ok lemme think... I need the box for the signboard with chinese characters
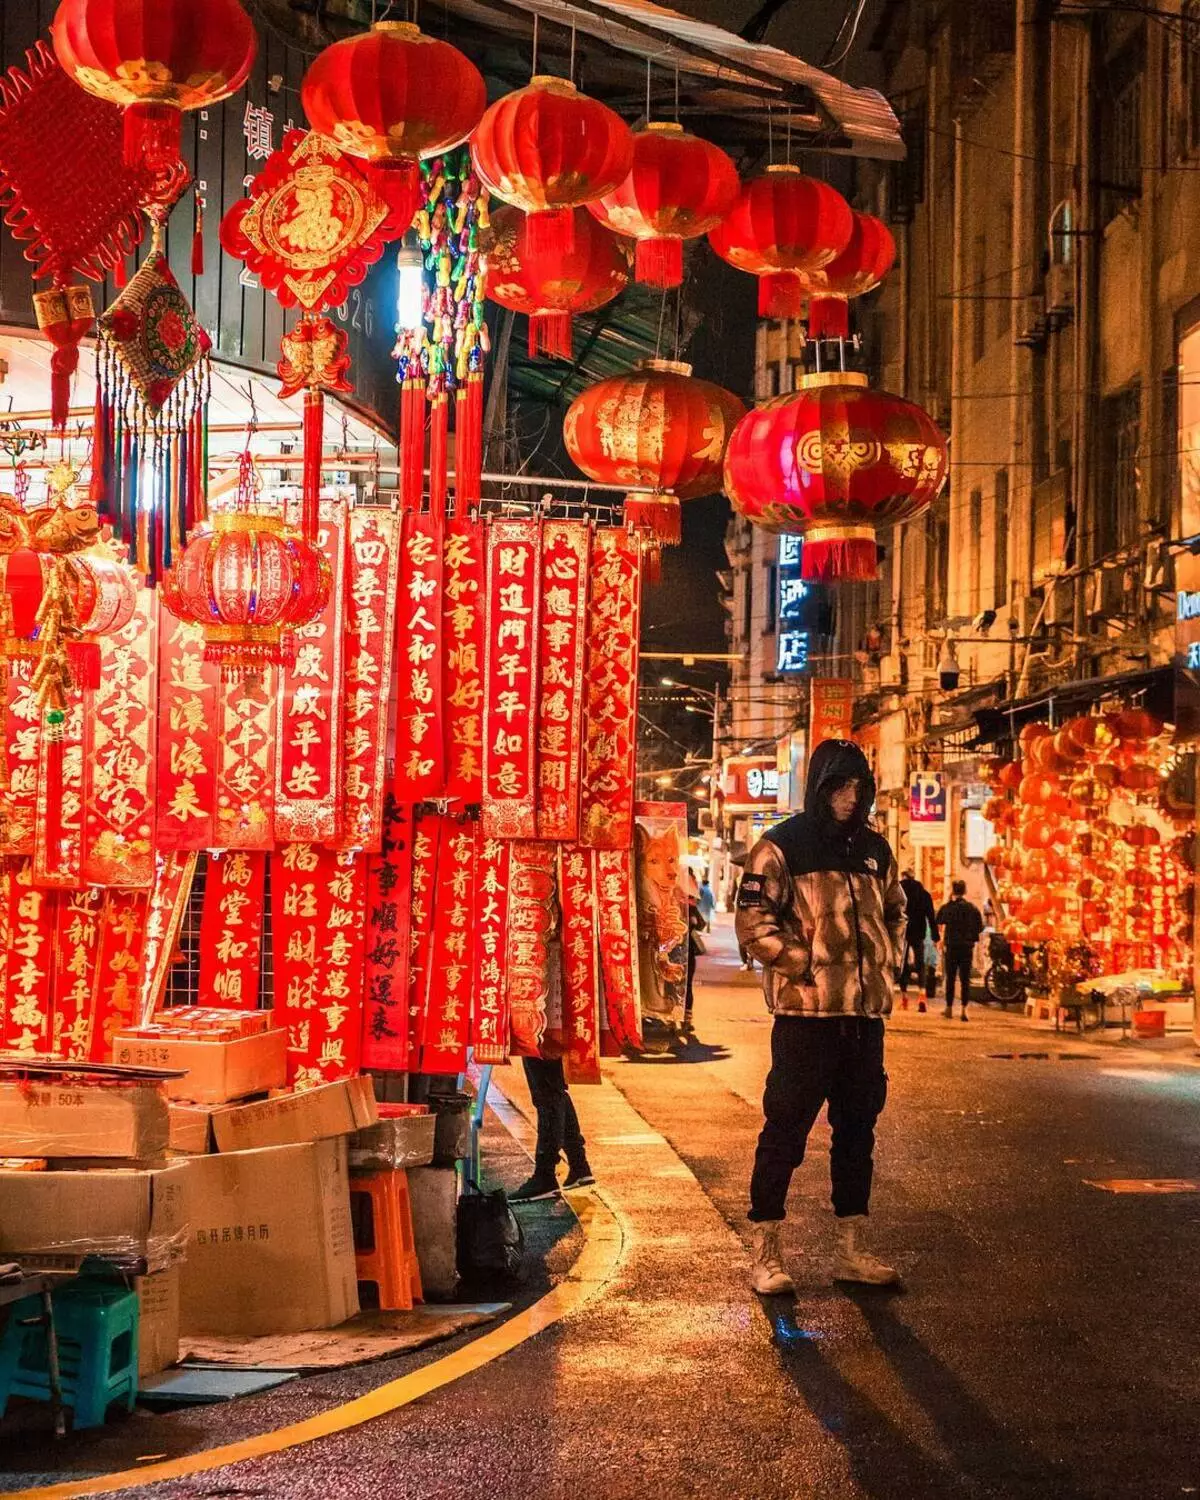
[809,678,855,747]
[775,534,810,675]
[723,755,781,812]
[909,771,948,847]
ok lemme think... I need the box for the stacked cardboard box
[113,1009,287,1104]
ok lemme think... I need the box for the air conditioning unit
[1014,293,1048,349]
[1045,261,1074,330]
[1016,594,1045,638]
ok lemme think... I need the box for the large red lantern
[801,211,895,339]
[52,0,256,192]
[301,22,485,229]
[563,359,745,546]
[486,205,629,359]
[587,123,739,288]
[709,165,853,318]
[723,371,947,582]
[472,77,633,256]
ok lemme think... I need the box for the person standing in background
[898,869,938,1012]
[936,880,984,1021]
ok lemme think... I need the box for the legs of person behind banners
[511,1056,594,1202]
[747,1015,900,1291]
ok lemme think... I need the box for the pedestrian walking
[698,873,716,925]
[736,738,907,1294]
[510,1056,596,1202]
[898,868,938,1012]
[936,880,984,1021]
[682,884,708,1036]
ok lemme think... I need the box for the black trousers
[944,948,972,1011]
[749,1016,888,1223]
[522,1056,586,1173]
[899,937,923,991]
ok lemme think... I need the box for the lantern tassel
[636,236,684,290]
[454,374,484,513]
[123,101,182,174]
[368,159,423,235]
[113,256,128,289]
[429,392,449,523]
[302,387,323,542]
[802,531,879,584]
[192,197,205,277]
[529,311,572,360]
[641,543,663,587]
[808,295,850,340]
[400,379,426,511]
[624,493,681,547]
[526,206,575,259]
[759,272,805,320]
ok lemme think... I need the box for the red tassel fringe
[636,236,684,289]
[526,207,575,258]
[808,296,850,339]
[368,159,422,236]
[759,272,805,320]
[192,198,205,277]
[454,374,484,513]
[113,257,128,289]
[400,380,426,511]
[529,312,572,361]
[801,536,878,583]
[302,387,323,542]
[123,101,182,174]
[429,393,449,522]
[624,493,681,547]
[641,544,663,587]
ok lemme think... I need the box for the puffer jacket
[735,739,907,1019]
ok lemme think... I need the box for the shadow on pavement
[620,1037,732,1064]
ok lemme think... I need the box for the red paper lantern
[1052,727,1086,765]
[801,211,895,339]
[52,0,256,190]
[1018,772,1059,807]
[1122,824,1161,848]
[1120,762,1159,793]
[1066,714,1114,754]
[997,761,1024,793]
[300,22,485,229]
[587,123,739,288]
[1110,708,1163,743]
[723,371,947,582]
[486,205,629,360]
[472,77,633,256]
[709,165,852,318]
[563,359,745,545]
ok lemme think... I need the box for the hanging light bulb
[396,243,425,333]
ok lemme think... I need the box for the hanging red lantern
[1065,714,1114,755]
[709,165,853,318]
[52,0,256,197]
[1120,762,1160,793]
[472,77,633,257]
[564,359,745,547]
[300,21,485,230]
[1019,722,1050,752]
[587,123,738,288]
[1110,708,1163,743]
[1122,824,1161,848]
[1018,772,1059,807]
[801,211,895,339]
[724,371,947,582]
[486,205,629,360]
[997,761,1024,793]
[1052,727,1086,765]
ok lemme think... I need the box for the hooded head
[805,738,876,838]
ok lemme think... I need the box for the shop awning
[971,664,1178,748]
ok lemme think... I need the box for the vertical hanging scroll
[156,615,219,851]
[483,519,542,839]
[579,530,642,850]
[216,675,277,851]
[536,520,590,841]
[0,862,57,1055]
[393,512,446,802]
[442,518,486,804]
[34,691,87,887]
[420,815,477,1075]
[505,840,557,1057]
[361,798,413,1073]
[559,846,602,1083]
[342,507,401,851]
[197,852,266,1009]
[88,889,150,1061]
[472,831,511,1065]
[406,811,439,1061]
[53,887,104,1060]
[139,854,198,1022]
[0,667,39,856]
[596,848,642,1052]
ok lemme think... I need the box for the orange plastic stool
[350,1169,424,1311]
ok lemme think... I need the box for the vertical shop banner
[0,666,39,856]
[579,529,641,850]
[276,505,348,844]
[53,887,104,1060]
[393,512,446,801]
[419,816,477,1075]
[88,888,150,1061]
[84,589,158,887]
[406,810,439,1060]
[361,798,413,1072]
[536,521,590,841]
[483,520,542,839]
[634,803,690,1028]
[505,840,557,1056]
[217,674,277,850]
[140,854,198,1021]
[442,518,486,803]
[273,843,366,1088]
[559,845,601,1083]
[33,691,87,888]
[809,677,855,747]
[342,508,401,851]
[596,848,642,1052]
[156,615,220,851]
[908,771,948,848]
[197,852,266,1008]
[472,831,511,1064]
[0,861,57,1054]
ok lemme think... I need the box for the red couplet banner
[483,520,542,839]
[443,519,486,804]
[559,844,602,1083]
[393,513,446,801]
[472,832,511,1064]
[505,840,557,1057]
[361,797,414,1072]
[536,520,590,841]
[197,851,266,1009]
[419,815,477,1075]
[579,529,641,850]
[342,507,402,852]
[596,847,643,1052]
[156,614,220,851]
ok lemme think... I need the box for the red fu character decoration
[723,371,948,583]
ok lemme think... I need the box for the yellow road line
[0,1191,626,1499]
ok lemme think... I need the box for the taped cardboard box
[212,1076,378,1154]
[112,1030,287,1105]
[348,1112,436,1173]
[182,1139,358,1337]
[168,1103,216,1155]
[136,1264,181,1378]
[0,1080,169,1161]
[0,1162,189,1272]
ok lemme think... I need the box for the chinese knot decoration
[709,165,853,320]
[300,21,486,233]
[801,211,895,340]
[723,371,948,583]
[160,450,331,677]
[563,359,745,551]
[588,123,739,289]
[472,76,634,257]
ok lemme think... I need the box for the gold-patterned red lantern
[723,371,947,582]
[564,359,746,548]
[472,77,633,256]
[587,123,739,288]
[487,205,629,359]
[300,21,485,229]
[709,165,853,318]
[160,453,330,675]
[801,211,896,339]
[52,0,256,193]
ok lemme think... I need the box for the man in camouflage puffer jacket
[736,738,907,1294]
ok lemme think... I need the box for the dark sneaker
[510,1171,560,1203]
[563,1163,596,1190]
[961,1011,970,1022]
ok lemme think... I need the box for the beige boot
[831,1216,902,1286]
[749,1222,795,1295]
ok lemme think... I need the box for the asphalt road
[5,919,1200,1499]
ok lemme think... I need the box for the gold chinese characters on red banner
[443,519,486,803]
[579,529,641,850]
[484,520,541,839]
[156,616,220,850]
[198,852,266,1009]
[393,514,445,801]
[536,521,589,840]
[342,508,401,850]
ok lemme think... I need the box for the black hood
[804,739,876,835]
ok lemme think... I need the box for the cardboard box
[112,1030,287,1105]
[212,1076,378,1155]
[0,1080,168,1161]
[0,1162,189,1272]
[181,1140,358,1336]
[348,1112,436,1173]
[168,1103,216,1155]
[136,1265,181,1378]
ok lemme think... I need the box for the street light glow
[396,245,425,332]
